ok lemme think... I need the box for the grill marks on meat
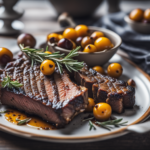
[74,64,135,113]
[1,59,88,127]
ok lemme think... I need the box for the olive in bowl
[48,26,122,67]
[124,8,150,34]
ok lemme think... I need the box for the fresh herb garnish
[16,118,31,125]
[84,118,128,131]
[89,120,96,131]
[1,76,23,89]
[0,110,8,114]
[19,44,84,74]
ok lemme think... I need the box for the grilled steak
[74,63,135,113]
[0,58,88,127]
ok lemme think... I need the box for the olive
[75,25,89,37]
[127,79,136,88]
[129,8,144,22]
[63,28,77,41]
[47,33,59,43]
[86,98,95,112]
[93,103,112,121]
[94,37,112,52]
[17,33,36,48]
[83,44,97,53]
[0,47,13,65]
[81,36,93,48]
[107,63,123,78]
[76,37,83,46]
[144,9,150,21]
[57,38,73,50]
[91,31,104,41]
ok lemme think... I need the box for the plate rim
[0,55,150,141]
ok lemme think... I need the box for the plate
[0,37,150,143]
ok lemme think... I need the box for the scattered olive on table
[17,33,36,48]
[93,103,112,121]
[86,98,95,112]
[40,60,55,76]
[81,36,93,48]
[93,66,105,74]
[0,47,13,65]
[83,44,97,53]
[107,63,123,78]
[57,38,73,50]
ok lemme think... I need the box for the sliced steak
[74,63,135,113]
[0,59,88,127]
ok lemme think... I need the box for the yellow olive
[83,44,97,53]
[86,98,95,112]
[40,60,55,75]
[63,28,77,41]
[93,103,112,121]
[91,31,104,41]
[93,66,105,74]
[129,8,144,22]
[58,34,64,40]
[107,63,123,78]
[45,51,52,54]
[94,37,112,51]
[81,36,93,48]
[47,33,59,43]
[70,40,76,49]
[144,9,150,21]
[0,47,13,65]
[75,25,89,37]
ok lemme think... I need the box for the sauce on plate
[4,109,55,130]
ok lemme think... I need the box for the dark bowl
[49,0,103,17]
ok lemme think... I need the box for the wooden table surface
[0,1,150,150]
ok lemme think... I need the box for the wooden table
[0,1,150,150]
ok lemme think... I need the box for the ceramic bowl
[48,26,122,67]
[124,15,150,34]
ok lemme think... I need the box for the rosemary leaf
[89,120,96,131]
[0,110,9,114]
[16,118,31,125]
[19,44,83,74]
[1,76,23,89]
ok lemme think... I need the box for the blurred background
[0,0,150,36]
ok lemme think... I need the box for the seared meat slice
[0,59,88,127]
[74,63,135,113]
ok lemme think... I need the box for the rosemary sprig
[84,117,128,131]
[89,120,96,131]
[1,76,23,89]
[19,44,84,74]
[0,110,8,114]
[16,118,31,125]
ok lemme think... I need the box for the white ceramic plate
[0,37,150,143]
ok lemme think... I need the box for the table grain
[0,1,150,150]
